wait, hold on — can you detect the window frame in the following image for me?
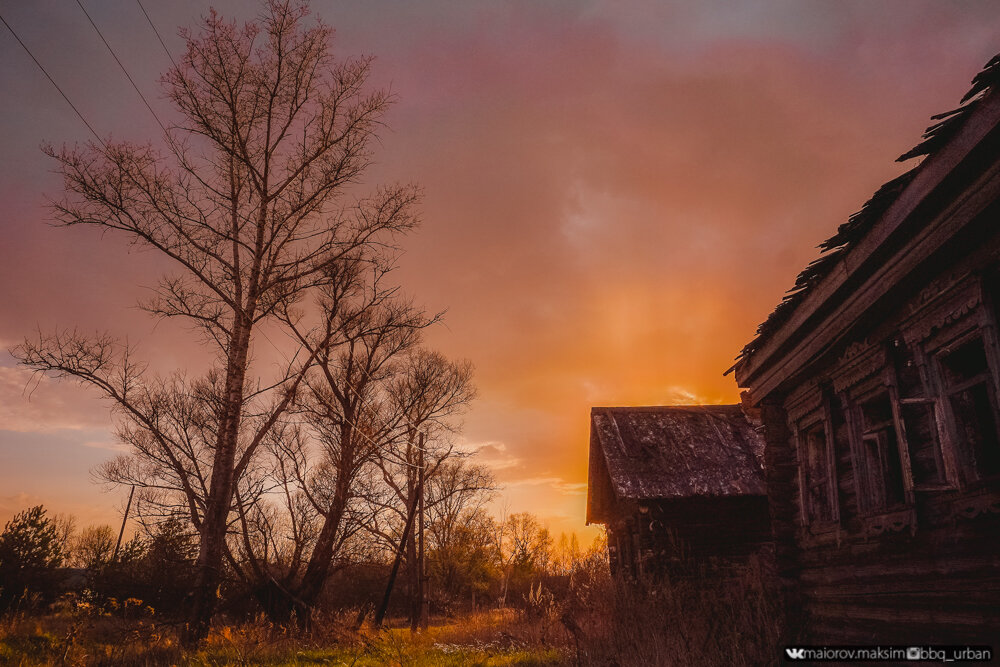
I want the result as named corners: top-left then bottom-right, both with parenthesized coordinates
top-left (850, 382), bottom-right (914, 516)
top-left (794, 410), bottom-right (839, 528)
top-left (928, 328), bottom-right (1000, 486)
top-left (886, 337), bottom-right (955, 492)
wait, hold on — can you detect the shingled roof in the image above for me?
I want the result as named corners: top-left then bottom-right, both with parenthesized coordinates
top-left (731, 52), bottom-right (1000, 372)
top-left (587, 405), bottom-right (765, 524)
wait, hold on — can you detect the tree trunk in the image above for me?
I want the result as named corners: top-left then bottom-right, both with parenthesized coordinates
top-left (294, 458), bottom-right (352, 626)
top-left (251, 578), bottom-right (301, 626)
top-left (297, 497), bottom-right (346, 607)
top-left (184, 319), bottom-right (252, 645)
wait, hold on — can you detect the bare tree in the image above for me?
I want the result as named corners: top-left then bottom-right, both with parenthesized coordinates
top-left (232, 260), bottom-right (434, 624)
top-left (425, 459), bottom-right (496, 556)
top-left (72, 525), bottom-right (116, 570)
top-left (424, 460), bottom-right (496, 606)
top-left (494, 512), bottom-right (553, 608)
top-left (366, 350), bottom-right (476, 627)
top-left (13, 0), bottom-right (417, 643)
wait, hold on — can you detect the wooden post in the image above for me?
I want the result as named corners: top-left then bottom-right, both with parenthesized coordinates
top-left (112, 485), bottom-right (135, 562)
top-left (418, 436), bottom-right (429, 630)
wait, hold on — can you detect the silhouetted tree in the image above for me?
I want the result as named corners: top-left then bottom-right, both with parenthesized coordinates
top-left (0, 506), bottom-right (68, 609)
top-left (71, 525), bottom-right (116, 569)
top-left (14, 0), bottom-right (416, 643)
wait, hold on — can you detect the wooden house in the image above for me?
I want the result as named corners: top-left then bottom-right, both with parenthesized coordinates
top-left (732, 55), bottom-right (1000, 642)
top-left (586, 405), bottom-right (770, 578)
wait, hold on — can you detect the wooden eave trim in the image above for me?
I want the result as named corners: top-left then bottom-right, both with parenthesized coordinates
top-left (737, 90), bottom-right (1000, 395)
top-left (749, 158), bottom-right (1000, 401)
top-left (586, 410), bottom-right (624, 525)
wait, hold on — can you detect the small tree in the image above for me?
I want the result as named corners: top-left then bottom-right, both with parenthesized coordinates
top-left (495, 512), bottom-right (553, 607)
top-left (0, 506), bottom-right (68, 609)
top-left (72, 525), bottom-right (116, 570)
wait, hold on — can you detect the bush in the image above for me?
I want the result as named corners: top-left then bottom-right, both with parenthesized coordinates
top-left (0, 506), bottom-right (68, 610)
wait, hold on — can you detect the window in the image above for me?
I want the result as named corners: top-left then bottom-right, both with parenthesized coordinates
top-left (939, 337), bottom-right (1000, 479)
top-left (800, 421), bottom-right (835, 523)
top-left (858, 394), bottom-right (906, 512)
top-left (898, 402), bottom-right (946, 486)
top-left (827, 393), bottom-right (858, 522)
top-left (891, 338), bottom-right (948, 488)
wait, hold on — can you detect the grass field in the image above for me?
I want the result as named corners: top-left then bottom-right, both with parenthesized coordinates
top-left (0, 606), bottom-right (568, 666)
top-left (0, 553), bottom-right (782, 666)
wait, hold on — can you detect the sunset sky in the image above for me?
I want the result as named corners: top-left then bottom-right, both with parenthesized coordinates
top-left (1, 0), bottom-right (999, 541)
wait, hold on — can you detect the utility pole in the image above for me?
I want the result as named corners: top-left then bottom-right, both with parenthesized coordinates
top-left (418, 435), bottom-right (429, 630)
top-left (112, 484), bottom-right (135, 562)
top-left (409, 432), bottom-right (425, 632)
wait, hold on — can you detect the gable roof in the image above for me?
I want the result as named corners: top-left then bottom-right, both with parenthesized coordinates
top-left (587, 405), bottom-right (765, 524)
top-left (731, 53), bottom-right (1000, 378)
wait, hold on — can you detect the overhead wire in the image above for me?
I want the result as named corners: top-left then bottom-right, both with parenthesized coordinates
top-left (73, 0), bottom-right (168, 135)
top-left (134, 0), bottom-right (177, 68)
top-left (0, 11), bottom-right (105, 147)
top-left (7, 0), bottom-right (422, 471)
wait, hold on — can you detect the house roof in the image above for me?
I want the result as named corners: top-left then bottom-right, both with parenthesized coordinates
top-left (731, 53), bottom-right (1000, 376)
top-left (588, 405), bottom-right (766, 515)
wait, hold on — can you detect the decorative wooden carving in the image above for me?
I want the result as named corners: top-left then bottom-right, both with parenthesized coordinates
top-left (952, 489), bottom-right (1000, 521)
top-left (862, 508), bottom-right (917, 538)
top-left (906, 292), bottom-right (982, 343)
top-left (906, 270), bottom-right (966, 317)
top-left (832, 342), bottom-right (885, 394)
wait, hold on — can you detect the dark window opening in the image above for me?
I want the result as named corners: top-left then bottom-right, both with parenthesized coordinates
top-left (940, 338), bottom-right (990, 386)
top-left (899, 402), bottom-right (946, 486)
top-left (949, 382), bottom-right (1000, 477)
top-left (892, 338), bottom-right (924, 398)
top-left (860, 394), bottom-right (906, 511)
top-left (940, 338), bottom-right (1000, 479)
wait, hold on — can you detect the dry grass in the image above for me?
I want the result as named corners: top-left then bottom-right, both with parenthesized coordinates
top-left (0, 557), bottom-right (783, 666)
top-left (564, 555), bottom-right (784, 666)
top-left (0, 600), bottom-right (566, 666)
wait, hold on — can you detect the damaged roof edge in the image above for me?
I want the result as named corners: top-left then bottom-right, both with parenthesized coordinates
top-left (731, 52), bottom-right (1000, 388)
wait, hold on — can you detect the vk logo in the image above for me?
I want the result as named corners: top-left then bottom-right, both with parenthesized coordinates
top-left (785, 648), bottom-right (807, 660)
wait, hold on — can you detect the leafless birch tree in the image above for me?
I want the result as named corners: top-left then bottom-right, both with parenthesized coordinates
top-left (13, 0), bottom-right (417, 643)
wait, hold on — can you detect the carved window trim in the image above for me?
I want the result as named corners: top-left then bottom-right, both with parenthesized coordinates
top-left (794, 410), bottom-right (839, 531)
top-left (927, 327), bottom-right (1000, 487)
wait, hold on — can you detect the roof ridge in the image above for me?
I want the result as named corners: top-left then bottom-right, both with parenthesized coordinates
top-left (592, 403), bottom-right (741, 411)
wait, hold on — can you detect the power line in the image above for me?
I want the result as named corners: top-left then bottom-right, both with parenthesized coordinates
top-left (74, 0), bottom-right (168, 135)
top-left (135, 0), bottom-right (177, 68)
top-left (0, 11), bottom-right (105, 146)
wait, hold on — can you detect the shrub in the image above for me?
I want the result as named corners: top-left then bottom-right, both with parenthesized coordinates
top-left (0, 506), bottom-right (68, 610)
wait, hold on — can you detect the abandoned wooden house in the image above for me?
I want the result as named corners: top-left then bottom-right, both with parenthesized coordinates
top-left (732, 55), bottom-right (1000, 642)
top-left (586, 405), bottom-right (770, 578)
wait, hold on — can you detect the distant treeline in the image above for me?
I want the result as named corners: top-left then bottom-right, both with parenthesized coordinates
top-left (0, 504), bottom-right (607, 622)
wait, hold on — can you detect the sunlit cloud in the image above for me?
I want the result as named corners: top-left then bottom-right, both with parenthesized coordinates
top-left (506, 477), bottom-right (588, 497)
top-left (463, 441), bottom-right (523, 471)
top-left (0, 366), bottom-right (110, 433)
top-left (81, 440), bottom-right (128, 452)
